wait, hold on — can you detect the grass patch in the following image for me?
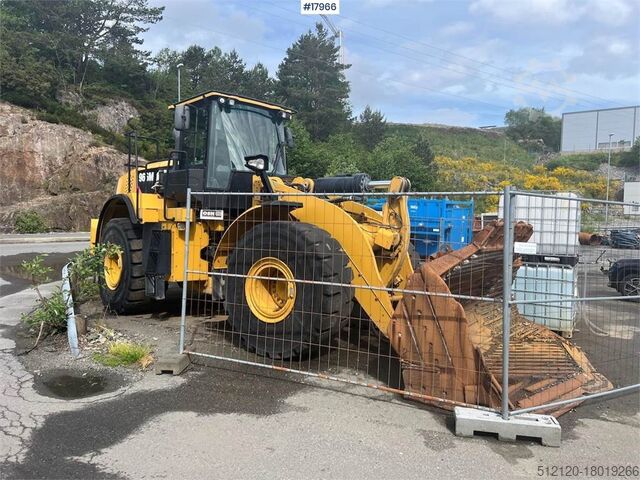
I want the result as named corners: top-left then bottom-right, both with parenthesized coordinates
top-left (93, 341), bottom-right (152, 368)
top-left (388, 124), bottom-right (535, 168)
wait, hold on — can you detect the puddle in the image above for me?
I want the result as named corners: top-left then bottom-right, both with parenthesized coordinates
top-left (34, 369), bottom-right (125, 400)
top-left (0, 251), bottom-right (77, 297)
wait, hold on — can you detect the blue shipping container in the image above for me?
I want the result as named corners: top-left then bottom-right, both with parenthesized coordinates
top-left (370, 198), bottom-right (474, 257)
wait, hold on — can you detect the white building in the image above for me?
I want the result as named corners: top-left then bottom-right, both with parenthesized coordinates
top-left (623, 181), bottom-right (640, 216)
top-left (561, 106), bottom-right (639, 153)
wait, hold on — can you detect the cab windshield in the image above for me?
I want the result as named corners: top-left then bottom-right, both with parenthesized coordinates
top-left (206, 101), bottom-right (286, 189)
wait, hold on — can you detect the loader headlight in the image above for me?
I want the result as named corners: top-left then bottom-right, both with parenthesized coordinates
top-left (248, 158), bottom-right (264, 170)
top-left (245, 155), bottom-right (268, 171)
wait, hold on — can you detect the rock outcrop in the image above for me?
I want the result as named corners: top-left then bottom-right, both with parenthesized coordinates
top-left (85, 100), bottom-right (139, 134)
top-left (0, 102), bottom-right (129, 232)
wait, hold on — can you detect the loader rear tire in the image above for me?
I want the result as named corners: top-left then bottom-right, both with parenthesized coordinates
top-left (99, 218), bottom-right (148, 313)
top-left (226, 221), bottom-right (353, 359)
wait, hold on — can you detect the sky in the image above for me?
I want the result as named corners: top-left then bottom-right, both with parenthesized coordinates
top-left (142, 0), bottom-right (640, 127)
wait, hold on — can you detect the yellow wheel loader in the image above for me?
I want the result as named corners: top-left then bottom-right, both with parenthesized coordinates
top-left (91, 90), bottom-right (611, 414)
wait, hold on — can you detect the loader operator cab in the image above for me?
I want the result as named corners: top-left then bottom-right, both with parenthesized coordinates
top-left (167, 92), bottom-right (294, 205)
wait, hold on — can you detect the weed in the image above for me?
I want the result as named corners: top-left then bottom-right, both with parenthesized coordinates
top-left (14, 211), bottom-right (48, 233)
top-left (21, 254), bottom-right (52, 285)
top-left (20, 255), bottom-right (67, 343)
top-left (93, 341), bottom-right (152, 367)
top-left (21, 289), bottom-right (67, 333)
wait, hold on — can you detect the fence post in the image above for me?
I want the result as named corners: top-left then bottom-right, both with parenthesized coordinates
top-left (501, 185), bottom-right (515, 420)
top-left (179, 187), bottom-right (192, 354)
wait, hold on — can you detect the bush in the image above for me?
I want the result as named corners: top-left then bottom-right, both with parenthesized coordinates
top-left (546, 150), bottom-right (630, 172)
top-left (69, 243), bottom-right (122, 303)
top-left (14, 211), bottom-right (48, 233)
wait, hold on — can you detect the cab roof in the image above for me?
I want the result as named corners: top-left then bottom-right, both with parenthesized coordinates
top-left (168, 90), bottom-right (295, 114)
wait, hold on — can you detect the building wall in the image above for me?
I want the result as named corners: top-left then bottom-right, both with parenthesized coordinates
top-left (561, 106), bottom-right (639, 153)
top-left (623, 181), bottom-right (640, 216)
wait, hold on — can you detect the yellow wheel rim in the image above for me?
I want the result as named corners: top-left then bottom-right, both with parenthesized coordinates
top-left (245, 257), bottom-right (296, 324)
top-left (104, 251), bottom-right (123, 290)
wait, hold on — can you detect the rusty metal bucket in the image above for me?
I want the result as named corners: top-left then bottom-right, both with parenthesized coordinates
top-left (389, 221), bottom-right (612, 416)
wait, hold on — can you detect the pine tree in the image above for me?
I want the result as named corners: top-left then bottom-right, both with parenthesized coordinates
top-left (355, 105), bottom-right (387, 150)
top-left (276, 23), bottom-right (351, 141)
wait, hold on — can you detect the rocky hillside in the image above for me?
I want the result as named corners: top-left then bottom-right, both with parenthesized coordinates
top-left (0, 102), bottom-right (131, 232)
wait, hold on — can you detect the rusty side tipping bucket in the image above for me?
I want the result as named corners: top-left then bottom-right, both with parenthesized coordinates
top-left (388, 221), bottom-right (612, 416)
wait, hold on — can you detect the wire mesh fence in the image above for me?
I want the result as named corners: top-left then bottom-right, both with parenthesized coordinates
top-left (502, 189), bottom-right (639, 416)
top-left (178, 186), bottom-right (639, 418)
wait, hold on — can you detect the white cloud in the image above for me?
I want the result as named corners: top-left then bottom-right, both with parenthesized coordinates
top-left (584, 0), bottom-right (632, 26)
top-left (361, 0), bottom-right (433, 6)
top-left (442, 84), bottom-right (467, 95)
top-left (568, 36), bottom-right (639, 79)
top-left (469, 0), bottom-right (576, 24)
top-left (469, 0), bottom-right (633, 26)
top-left (606, 40), bottom-right (631, 56)
top-left (143, 1), bottom-right (276, 69)
top-left (439, 21), bottom-right (474, 37)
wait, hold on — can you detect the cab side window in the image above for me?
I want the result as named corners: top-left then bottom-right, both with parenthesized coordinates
top-left (182, 105), bottom-right (207, 166)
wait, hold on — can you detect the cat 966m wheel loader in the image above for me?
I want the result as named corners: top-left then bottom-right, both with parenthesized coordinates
top-left (90, 90), bottom-right (611, 414)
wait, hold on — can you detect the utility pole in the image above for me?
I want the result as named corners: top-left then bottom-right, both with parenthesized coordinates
top-left (176, 63), bottom-right (184, 102)
top-left (605, 132), bottom-right (614, 228)
top-left (320, 14), bottom-right (344, 64)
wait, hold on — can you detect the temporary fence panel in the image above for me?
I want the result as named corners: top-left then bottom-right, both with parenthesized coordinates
top-left (177, 187), bottom-right (636, 420)
top-left (504, 190), bottom-right (639, 416)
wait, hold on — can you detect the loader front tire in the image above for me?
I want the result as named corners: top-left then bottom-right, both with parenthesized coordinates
top-left (226, 221), bottom-right (353, 359)
top-left (99, 218), bottom-right (147, 313)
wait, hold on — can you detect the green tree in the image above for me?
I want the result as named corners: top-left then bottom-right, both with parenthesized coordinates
top-left (504, 107), bottom-right (561, 152)
top-left (100, 40), bottom-right (150, 96)
top-left (149, 48), bottom-right (181, 101)
top-left (285, 118), bottom-right (330, 178)
top-left (243, 63), bottom-right (275, 100)
top-left (355, 105), bottom-right (387, 150)
top-left (0, 3), bottom-right (60, 103)
top-left (620, 137), bottom-right (640, 167)
top-left (412, 132), bottom-right (435, 166)
top-left (323, 134), bottom-right (365, 175)
top-left (0, 0), bottom-right (163, 100)
top-left (276, 23), bottom-right (351, 140)
top-left (362, 136), bottom-right (433, 191)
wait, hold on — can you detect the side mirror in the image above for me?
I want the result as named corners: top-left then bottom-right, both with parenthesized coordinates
top-left (284, 127), bottom-right (295, 148)
top-left (244, 154), bottom-right (269, 172)
top-left (174, 105), bottom-right (190, 131)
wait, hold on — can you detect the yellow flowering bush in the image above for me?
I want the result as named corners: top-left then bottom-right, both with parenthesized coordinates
top-left (432, 155), bottom-right (613, 212)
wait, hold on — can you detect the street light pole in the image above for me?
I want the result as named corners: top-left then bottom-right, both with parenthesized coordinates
top-left (176, 63), bottom-right (184, 102)
top-left (503, 136), bottom-right (507, 163)
top-left (605, 133), bottom-right (614, 228)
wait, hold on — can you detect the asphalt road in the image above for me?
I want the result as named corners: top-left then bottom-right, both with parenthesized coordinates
top-left (0, 240), bottom-right (638, 479)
